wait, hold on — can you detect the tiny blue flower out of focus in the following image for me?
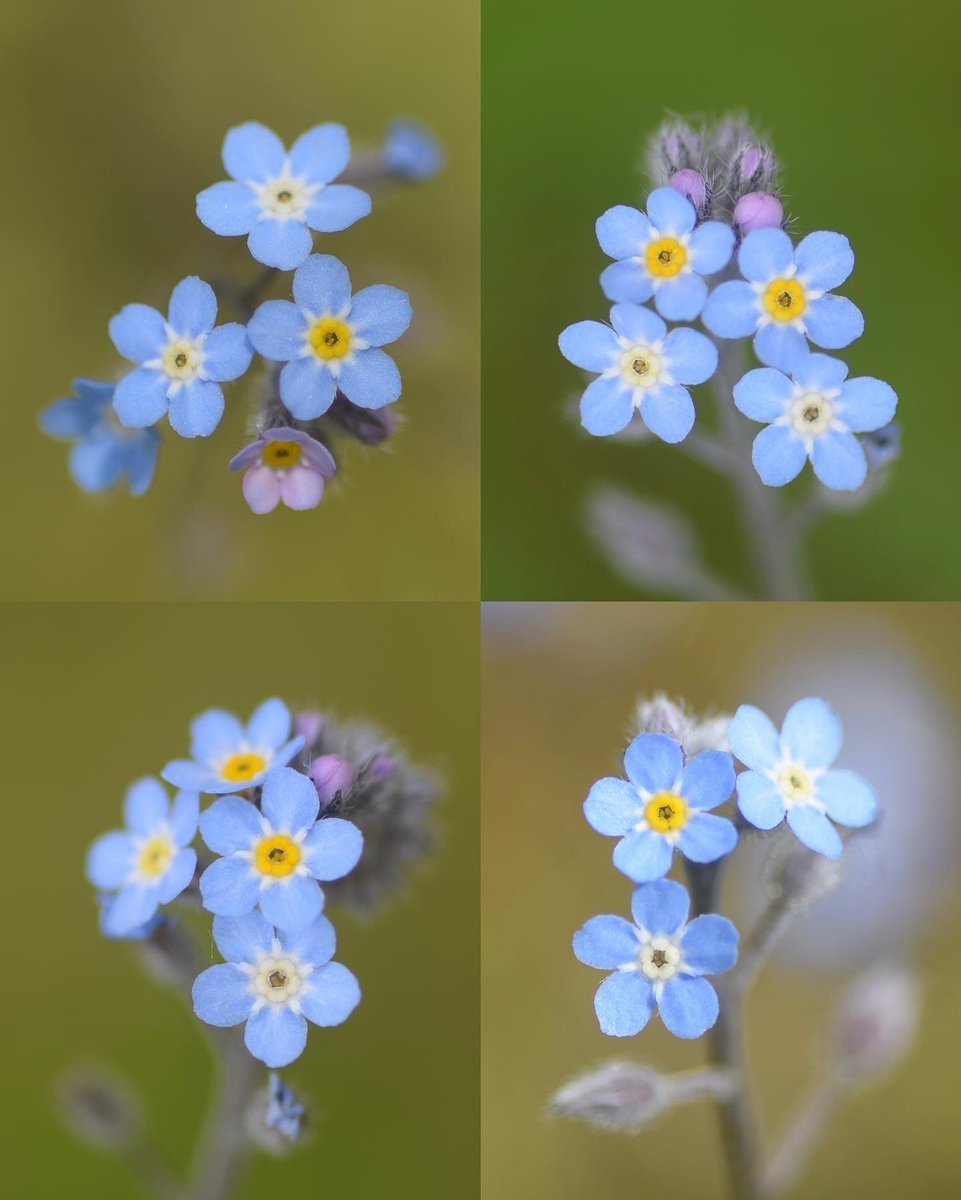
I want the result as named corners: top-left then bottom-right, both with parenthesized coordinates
top-left (584, 732), bottom-right (737, 881)
top-left (382, 118), bottom-right (444, 181)
top-left (574, 879), bottom-right (739, 1039)
top-left (86, 778), bottom-right (199, 937)
top-left (39, 379), bottom-right (160, 495)
top-left (728, 697), bottom-right (878, 858)
top-left (265, 1073), bottom-right (305, 1142)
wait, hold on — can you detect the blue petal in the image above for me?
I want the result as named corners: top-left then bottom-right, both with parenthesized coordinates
top-left (383, 118), bottom-right (444, 180)
top-left (247, 300), bottom-right (306, 361)
top-left (680, 915), bottom-right (739, 975)
top-left (213, 911), bottom-right (274, 964)
top-left (580, 376), bottom-right (633, 436)
top-left (558, 321), bottom-right (619, 372)
top-left (289, 122), bottom-right (350, 182)
top-left (676, 812), bottom-right (738, 863)
top-left (222, 122), bottom-right (286, 183)
top-left (640, 384), bottom-right (695, 444)
top-left (594, 971), bottom-right (656, 1036)
top-left (196, 181), bottom-right (257, 235)
top-left (279, 358), bottom-right (337, 418)
top-left (113, 369), bottom-right (169, 428)
top-left (248, 219), bottom-right (313, 271)
top-left (305, 185), bottom-right (371, 233)
top-left (702, 281), bottom-right (759, 338)
top-left (630, 878), bottom-right (689, 936)
top-left (658, 975), bottom-right (718, 1038)
top-left (612, 829), bottom-right (674, 882)
top-left (158, 848), bottom-right (196, 904)
top-left (193, 963), bottom-right (253, 1025)
top-left (280, 914), bottom-right (336, 966)
top-left (349, 285), bottom-right (412, 347)
top-left (795, 231), bottom-right (854, 292)
top-left (299, 963), bottom-right (361, 1027)
top-left (200, 796), bottom-right (262, 854)
top-left (247, 698), bottom-right (292, 750)
top-left (596, 205), bottom-right (651, 260)
top-left (191, 709), bottom-right (245, 761)
top-left (804, 295), bottom-right (864, 349)
top-left (244, 1005), bottom-right (308, 1068)
top-left (124, 777), bottom-right (168, 834)
top-left (752, 424), bottom-right (807, 487)
top-left (338, 349), bottom-right (402, 409)
top-left (124, 432), bottom-right (160, 496)
top-left (681, 751), bottom-right (735, 811)
top-left (610, 304), bottom-right (667, 345)
top-left (811, 431), bottom-right (868, 490)
top-left (727, 705), bottom-right (780, 770)
top-left (754, 323), bottom-right (809, 372)
top-left (87, 831), bottom-right (134, 888)
top-left (74, 378), bottom-right (117, 405)
top-left (646, 186), bottom-right (696, 236)
top-left (624, 733), bottom-right (683, 792)
top-left (738, 228), bottom-right (794, 282)
top-left (169, 790), bottom-right (200, 844)
top-left (102, 883), bottom-right (160, 936)
top-left (69, 436), bottom-right (124, 492)
top-left (40, 395), bottom-right (101, 438)
top-left (168, 277), bottom-right (217, 338)
top-left (600, 260), bottom-right (654, 304)
top-left (301, 817), bottom-right (363, 881)
top-left (687, 221), bottom-right (735, 275)
top-left (109, 304), bottom-right (166, 364)
top-left (780, 697), bottom-right (842, 769)
top-left (837, 378), bottom-right (897, 432)
top-left (203, 324), bottom-right (252, 382)
top-left (736, 771), bottom-right (786, 829)
top-left (573, 915), bottom-right (640, 968)
top-left (292, 254), bottom-right (352, 313)
top-left (261, 767), bottom-right (318, 833)
top-left (791, 352), bottom-right (849, 393)
top-left (817, 770), bottom-right (877, 828)
top-left (663, 328), bottom-right (717, 385)
top-left (168, 379), bottom-right (224, 439)
top-left (259, 874), bottom-right (323, 930)
top-left (584, 777), bottom-right (643, 836)
top-left (733, 368), bottom-right (793, 422)
top-left (786, 805), bottom-right (843, 858)
top-left (653, 273), bottom-right (707, 322)
top-left (199, 855), bottom-right (261, 916)
top-left (162, 760), bottom-right (218, 791)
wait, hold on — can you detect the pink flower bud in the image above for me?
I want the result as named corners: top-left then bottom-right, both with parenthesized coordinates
top-left (295, 711), bottom-right (325, 745)
top-left (308, 754), bottom-right (354, 804)
top-left (368, 754), bottom-right (396, 781)
top-left (733, 191), bottom-right (783, 235)
top-left (738, 146), bottom-right (764, 183)
top-left (669, 169), bottom-right (707, 211)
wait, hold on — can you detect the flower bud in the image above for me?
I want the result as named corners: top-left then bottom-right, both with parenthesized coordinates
top-left (308, 754), bottom-right (354, 805)
top-left (368, 754), bottom-right (396, 781)
top-left (831, 961), bottom-right (921, 1085)
top-left (863, 422), bottom-right (901, 469)
top-left (59, 1070), bottom-right (139, 1151)
top-left (295, 711), bottom-right (325, 747)
top-left (669, 169), bottom-right (708, 215)
top-left (734, 191), bottom-right (784, 235)
top-left (549, 1062), bottom-right (667, 1132)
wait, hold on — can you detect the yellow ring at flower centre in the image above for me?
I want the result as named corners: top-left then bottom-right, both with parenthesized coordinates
top-left (645, 791), bottom-right (689, 833)
top-left (645, 237), bottom-right (687, 279)
top-left (262, 440), bottom-right (303, 469)
top-left (138, 834), bottom-right (174, 878)
top-left (763, 277), bottom-right (806, 322)
top-left (220, 751), bottom-right (267, 783)
top-left (308, 317), bottom-right (352, 360)
top-left (254, 834), bottom-right (302, 877)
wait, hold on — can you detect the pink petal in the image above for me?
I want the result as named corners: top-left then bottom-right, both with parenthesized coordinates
top-left (279, 465), bottom-right (324, 510)
top-left (242, 465), bottom-right (281, 513)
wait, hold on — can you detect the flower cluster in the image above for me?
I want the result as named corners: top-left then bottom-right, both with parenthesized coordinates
top-left (559, 115), bottom-right (899, 492)
top-left (41, 118), bottom-right (442, 513)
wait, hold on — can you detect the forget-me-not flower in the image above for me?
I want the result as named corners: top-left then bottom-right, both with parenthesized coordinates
top-left (192, 910), bottom-right (361, 1068)
top-left (265, 1073), bottom-right (305, 1141)
top-left (86, 778), bottom-right (199, 937)
top-left (198, 767), bottom-right (363, 930)
top-left (247, 254), bottom-right (412, 418)
top-left (702, 228), bottom-right (863, 371)
top-left (196, 122), bottom-right (372, 271)
top-left (559, 304), bottom-right (718, 440)
top-left (733, 353), bottom-right (898, 490)
top-left (597, 188), bottom-right (735, 321)
top-left (382, 118), bottom-right (444, 181)
top-left (584, 733), bottom-right (737, 881)
top-left (728, 697), bottom-right (878, 858)
top-left (40, 378), bottom-right (160, 495)
top-left (228, 426), bottom-right (337, 514)
top-left (109, 277), bottom-right (253, 438)
top-left (574, 879), bottom-right (739, 1039)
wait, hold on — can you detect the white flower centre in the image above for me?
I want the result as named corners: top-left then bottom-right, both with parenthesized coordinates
top-left (638, 935), bottom-right (681, 980)
top-left (618, 343), bottom-right (665, 392)
top-left (251, 168), bottom-right (321, 221)
top-left (253, 954), bottom-right (306, 1005)
top-left (774, 761), bottom-right (816, 806)
top-left (160, 337), bottom-right (205, 382)
top-left (789, 390), bottom-right (837, 437)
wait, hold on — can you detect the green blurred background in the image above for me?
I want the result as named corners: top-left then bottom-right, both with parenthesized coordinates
top-left (482, 602), bottom-right (961, 1198)
top-left (1, 602), bottom-right (478, 1199)
top-left (482, 0), bottom-right (961, 599)
top-left (4, 0), bottom-right (477, 600)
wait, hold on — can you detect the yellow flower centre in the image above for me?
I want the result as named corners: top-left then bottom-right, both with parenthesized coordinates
top-left (138, 834), bottom-right (174, 879)
top-left (220, 751), bottom-right (267, 783)
top-left (645, 237), bottom-right (687, 279)
top-left (254, 834), bottom-right (302, 877)
top-left (308, 317), bottom-right (352, 361)
top-left (763, 277), bottom-right (806, 322)
top-left (162, 338), bottom-right (203, 380)
top-left (644, 791), bottom-right (689, 833)
top-left (776, 763), bottom-right (814, 803)
top-left (262, 440), bottom-right (303, 469)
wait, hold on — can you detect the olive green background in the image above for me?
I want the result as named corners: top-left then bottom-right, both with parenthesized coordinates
top-left (4, 0), bottom-right (478, 600)
top-left (482, 603), bottom-right (961, 1198)
top-left (1, 603), bottom-right (479, 1199)
top-left (482, 0), bottom-right (961, 599)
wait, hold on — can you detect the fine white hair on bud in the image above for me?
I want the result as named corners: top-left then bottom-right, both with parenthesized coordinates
top-left (634, 692), bottom-right (732, 757)
top-left (831, 961), bottom-right (921, 1086)
top-left (548, 1062), bottom-right (667, 1133)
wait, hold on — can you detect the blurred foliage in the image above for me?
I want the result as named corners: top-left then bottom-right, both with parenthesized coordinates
top-left (1, 602), bottom-right (478, 1199)
top-left (482, 0), bottom-right (961, 599)
top-left (4, 0), bottom-right (478, 599)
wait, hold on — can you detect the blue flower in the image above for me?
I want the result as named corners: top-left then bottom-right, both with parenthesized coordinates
top-left (584, 733), bottom-right (737, 882)
top-left (703, 229), bottom-right (864, 371)
top-left (247, 254), bottom-right (412, 419)
top-left (573, 879), bottom-right (739, 1039)
top-left (727, 697), bottom-right (878, 858)
top-left (196, 121), bottom-right (372, 271)
top-left (733, 353), bottom-right (898, 490)
top-left (192, 910), bottom-right (361, 1068)
top-left (161, 698), bottom-right (305, 795)
top-left (198, 767), bottom-right (363, 930)
top-left (597, 188), bottom-right (735, 321)
top-left (382, 118), bottom-right (444, 181)
top-left (109, 277), bottom-right (253, 438)
top-left (265, 1073), bottom-right (305, 1141)
top-left (559, 304), bottom-right (718, 440)
top-left (40, 379), bottom-right (160, 495)
top-left (86, 778), bottom-right (199, 937)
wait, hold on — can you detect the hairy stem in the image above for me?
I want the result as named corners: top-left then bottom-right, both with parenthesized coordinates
top-left (763, 1077), bottom-right (842, 1196)
top-left (186, 1029), bottom-right (261, 1200)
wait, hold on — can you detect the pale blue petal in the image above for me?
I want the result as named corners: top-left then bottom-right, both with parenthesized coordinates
top-left (817, 770), bottom-right (877, 828)
top-left (248, 219), bottom-right (313, 271)
top-left (612, 829), bottom-right (674, 882)
top-left (754, 323), bottom-right (809, 372)
top-left (791, 353), bottom-right (849, 393)
top-left (280, 914), bottom-right (336, 966)
top-left (733, 368), bottom-right (793, 422)
top-left (688, 221), bottom-right (735, 275)
top-left (289, 122), bottom-right (350, 182)
top-left (123, 777), bottom-right (168, 834)
top-left (280, 359), bottom-right (337, 419)
top-left (222, 122), bottom-right (285, 183)
top-left (573, 915), bottom-right (640, 969)
top-left (102, 884), bottom-right (160, 936)
top-left (196, 181), bottom-right (257, 235)
top-left (158, 848), bottom-right (196, 903)
top-left (40, 395), bottom-right (101, 438)
top-left (348, 285), bottom-right (412, 347)
top-left (653, 273), bottom-right (707, 322)
top-left (87, 831), bottom-right (134, 888)
top-left (596, 205), bottom-right (651, 259)
top-left (610, 304), bottom-right (667, 345)
top-left (664, 328), bottom-right (717, 385)
top-left (738, 228), bottom-right (794, 282)
top-left (781, 697), bottom-right (842, 768)
top-left (292, 254), bottom-right (352, 313)
top-left (305, 185), bottom-right (371, 233)
top-left (261, 767), bottom-right (318, 833)
top-left (192, 963), bottom-right (253, 1025)
top-left (558, 321), bottom-right (619, 372)
top-left (191, 709), bottom-right (245, 761)
top-left (584, 777), bottom-right (643, 836)
top-left (804, 295), bottom-right (864, 349)
top-left (580, 376), bottom-right (632, 436)
top-left (646, 187), bottom-right (696, 236)
top-left (727, 705), bottom-right (781, 770)
top-left (702, 281), bottom-right (759, 338)
top-left (659, 975), bottom-right (718, 1038)
top-left (69, 437), bottom-right (124, 492)
top-left (203, 324), bottom-right (252, 382)
top-left (736, 771), bottom-right (786, 829)
top-left (680, 915), bottom-right (739, 975)
top-left (259, 875), bottom-right (323, 930)
top-left (811, 431), bottom-right (868, 491)
top-left (299, 963), bottom-right (361, 1027)
top-left (200, 796), bottom-right (263, 855)
top-left (630, 878), bottom-right (689, 936)
top-left (787, 805), bottom-right (843, 858)
top-left (162, 760), bottom-right (217, 791)
top-left (600, 260), bottom-right (654, 304)
top-left (168, 277), bottom-right (217, 337)
top-left (681, 751), bottom-right (735, 811)
top-left (677, 812), bottom-right (738, 863)
top-left (795, 231), bottom-right (854, 292)
top-left (273, 736), bottom-right (305, 769)
top-left (594, 971), bottom-right (656, 1036)
top-left (624, 733), bottom-right (683, 792)
top-left (199, 855), bottom-right (261, 916)
top-left (114, 369), bottom-right (169, 428)
top-left (247, 300), bottom-right (306, 361)
top-left (640, 384), bottom-right (695, 444)
top-left (168, 379), bottom-right (224, 439)
top-left (752, 424), bottom-right (807, 487)
top-left (837, 378), bottom-right (897, 432)
top-left (301, 818), bottom-right (363, 880)
top-left (109, 304), bottom-right (166, 364)
top-left (244, 1006), bottom-right (308, 1068)
top-left (125, 433), bottom-right (160, 496)
top-left (247, 698), bottom-right (292, 750)
top-left (169, 791), bottom-right (200, 844)
top-left (338, 349), bottom-right (402, 409)
top-left (213, 911), bottom-right (274, 964)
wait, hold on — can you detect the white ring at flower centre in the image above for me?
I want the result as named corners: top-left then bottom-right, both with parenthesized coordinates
top-left (616, 342), bottom-right (672, 393)
top-left (638, 935), bottom-right (682, 980)
top-left (250, 161), bottom-right (322, 222)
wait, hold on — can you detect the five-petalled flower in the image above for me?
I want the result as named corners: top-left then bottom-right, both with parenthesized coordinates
top-left (727, 697), bottom-right (878, 858)
top-left (574, 879), bottom-right (739, 1039)
top-left (228, 426), bottom-right (337, 514)
top-left (584, 732), bottom-right (737, 881)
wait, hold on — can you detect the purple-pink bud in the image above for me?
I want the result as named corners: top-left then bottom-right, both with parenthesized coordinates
top-left (738, 146), bottom-right (764, 183)
top-left (669, 169), bottom-right (707, 211)
top-left (733, 191), bottom-right (783, 235)
top-left (295, 711), bottom-right (325, 746)
top-left (368, 754), bottom-right (396, 782)
top-left (308, 754), bottom-right (354, 804)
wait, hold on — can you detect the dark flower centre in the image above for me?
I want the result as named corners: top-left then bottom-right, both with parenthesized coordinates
top-left (268, 969), bottom-right (288, 989)
top-left (651, 949), bottom-right (668, 968)
top-left (776, 290), bottom-right (794, 309)
top-left (632, 358), bottom-right (649, 376)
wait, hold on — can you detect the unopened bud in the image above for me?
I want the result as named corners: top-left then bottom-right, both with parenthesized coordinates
top-left (831, 961), bottom-right (920, 1085)
top-left (295, 711), bottom-right (325, 747)
top-left (734, 191), bottom-right (784, 235)
top-left (308, 754), bottom-right (354, 805)
top-left (863, 422), bottom-right (901, 469)
top-left (59, 1070), bottom-right (139, 1151)
top-left (368, 754), bottom-right (396, 782)
top-left (247, 1072), bottom-right (307, 1153)
top-left (549, 1062), bottom-right (667, 1133)
top-left (669, 168), bottom-right (708, 213)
